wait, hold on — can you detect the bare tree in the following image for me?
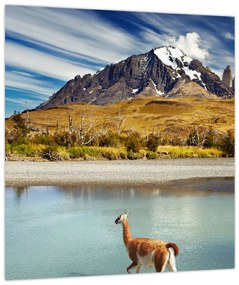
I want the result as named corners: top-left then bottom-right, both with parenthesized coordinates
top-left (187, 126), bottom-right (207, 148)
top-left (67, 111), bottom-right (74, 134)
top-left (115, 109), bottom-right (127, 135)
top-left (77, 108), bottom-right (98, 145)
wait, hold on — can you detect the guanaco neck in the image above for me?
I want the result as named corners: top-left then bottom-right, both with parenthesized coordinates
top-left (122, 218), bottom-right (132, 247)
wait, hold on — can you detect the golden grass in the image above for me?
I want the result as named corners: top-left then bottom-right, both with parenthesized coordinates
top-left (157, 145), bottom-right (223, 158)
top-left (6, 143), bottom-right (223, 161)
top-left (6, 143), bottom-right (128, 161)
top-left (5, 96), bottom-right (234, 140)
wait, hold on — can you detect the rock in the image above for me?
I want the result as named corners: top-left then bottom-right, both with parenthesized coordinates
top-left (222, 65), bottom-right (233, 88)
top-left (232, 77), bottom-right (235, 90)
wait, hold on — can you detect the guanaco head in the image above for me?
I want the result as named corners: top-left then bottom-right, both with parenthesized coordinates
top-left (115, 209), bottom-right (129, 224)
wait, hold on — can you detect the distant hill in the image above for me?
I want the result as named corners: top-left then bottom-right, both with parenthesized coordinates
top-left (6, 96), bottom-right (234, 142)
top-left (36, 46), bottom-right (234, 110)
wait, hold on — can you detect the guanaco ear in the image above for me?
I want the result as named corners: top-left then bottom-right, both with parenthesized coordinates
top-left (126, 209), bottom-right (129, 217)
top-left (115, 215), bottom-right (122, 224)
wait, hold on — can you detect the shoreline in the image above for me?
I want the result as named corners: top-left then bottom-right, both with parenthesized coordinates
top-left (5, 158), bottom-right (234, 192)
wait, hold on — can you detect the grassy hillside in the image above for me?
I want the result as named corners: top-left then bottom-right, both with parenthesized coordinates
top-left (6, 96), bottom-right (234, 136)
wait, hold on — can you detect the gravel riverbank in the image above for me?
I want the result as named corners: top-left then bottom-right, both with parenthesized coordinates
top-left (5, 158), bottom-right (234, 191)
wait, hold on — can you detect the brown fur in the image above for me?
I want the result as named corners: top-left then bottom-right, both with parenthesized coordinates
top-left (120, 216), bottom-right (178, 273)
top-left (154, 248), bottom-right (169, 272)
top-left (166, 242), bottom-right (179, 256)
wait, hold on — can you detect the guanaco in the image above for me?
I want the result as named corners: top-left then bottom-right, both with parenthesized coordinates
top-left (115, 210), bottom-right (179, 273)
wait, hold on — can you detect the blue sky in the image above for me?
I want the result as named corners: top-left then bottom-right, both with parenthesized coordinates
top-left (5, 6), bottom-right (235, 117)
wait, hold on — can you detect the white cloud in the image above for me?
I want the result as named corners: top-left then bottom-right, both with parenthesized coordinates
top-left (11, 71), bottom-right (35, 78)
top-left (5, 97), bottom-right (34, 106)
top-left (5, 41), bottom-right (95, 81)
top-left (5, 96), bottom-right (40, 116)
top-left (167, 32), bottom-right (209, 61)
top-left (224, 32), bottom-right (234, 40)
top-left (5, 69), bottom-right (59, 115)
top-left (5, 6), bottom-right (136, 66)
top-left (135, 12), bottom-right (193, 38)
top-left (5, 70), bottom-right (56, 98)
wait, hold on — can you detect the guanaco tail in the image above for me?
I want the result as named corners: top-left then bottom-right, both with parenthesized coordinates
top-left (115, 210), bottom-right (179, 273)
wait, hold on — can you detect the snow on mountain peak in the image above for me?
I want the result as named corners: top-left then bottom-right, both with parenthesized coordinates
top-left (154, 46), bottom-right (192, 69)
top-left (154, 46), bottom-right (202, 83)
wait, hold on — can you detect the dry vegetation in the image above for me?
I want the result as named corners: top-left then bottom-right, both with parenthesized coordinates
top-left (6, 96), bottom-right (234, 134)
top-left (5, 96), bottom-right (234, 160)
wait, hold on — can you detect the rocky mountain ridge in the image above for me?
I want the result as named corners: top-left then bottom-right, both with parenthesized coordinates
top-left (36, 46), bottom-right (234, 109)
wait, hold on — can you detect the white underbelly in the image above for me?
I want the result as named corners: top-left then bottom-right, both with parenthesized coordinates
top-left (137, 252), bottom-right (155, 268)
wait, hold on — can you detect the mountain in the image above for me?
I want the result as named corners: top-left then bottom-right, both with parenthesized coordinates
top-left (36, 46), bottom-right (234, 109)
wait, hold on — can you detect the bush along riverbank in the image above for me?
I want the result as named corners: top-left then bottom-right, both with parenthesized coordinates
top-left (5, 111), bottom-right (234, 161)
top-left (5, 143), bottom-right (225, 161)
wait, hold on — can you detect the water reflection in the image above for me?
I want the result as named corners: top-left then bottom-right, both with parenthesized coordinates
top-left (11, 177), bottom-right (233, 203)
top-left (14, 186), bottom-right (29, 201)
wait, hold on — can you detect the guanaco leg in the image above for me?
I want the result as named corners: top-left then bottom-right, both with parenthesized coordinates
top-left (127, 261), bottom-right (138, 273)
top-left (136, 265), bottom-right (142, 273)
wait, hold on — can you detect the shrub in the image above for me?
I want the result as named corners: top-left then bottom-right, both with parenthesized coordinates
top-left (127, 150), bottom-right (144, 160)
top-left (101, 148), bottom-right (119, 160)
top-left (220, 130), bottom-right (234, 157)
top-left (67, 147), bottom-right (85, 158)
top-left (99, 132), bottom-right (120, 148)
top-left (53, 131), bottom-right (78, 147)
top-left (146, 151), bottom-right (158, 159)
top-left (125, 132), bottom-right (143, 153)
top-left (42, 145), bottom-right (63, 160)
top-left (203, 127), bottom-right (215, 148)
top-left (7, 143), bottom-right (44, 157)
top-left (68, 146), bottom-right (127, 160)
top-left (12, 111), bottom-right (31, 136)
top-left (56, 148), bottom-right (70, 160)
top-left (146, 133), bottom-right (161, 152)
top-left (5, 143), bottom-right (12, 156)
top-left (68, 146), bottom-right (100, 159)
top-left (157, 145), bottom-right (223, 158)
top-left (6, 129), bottom-right (29, 145)
top-left (32, 134), bottom-right (55, 145)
